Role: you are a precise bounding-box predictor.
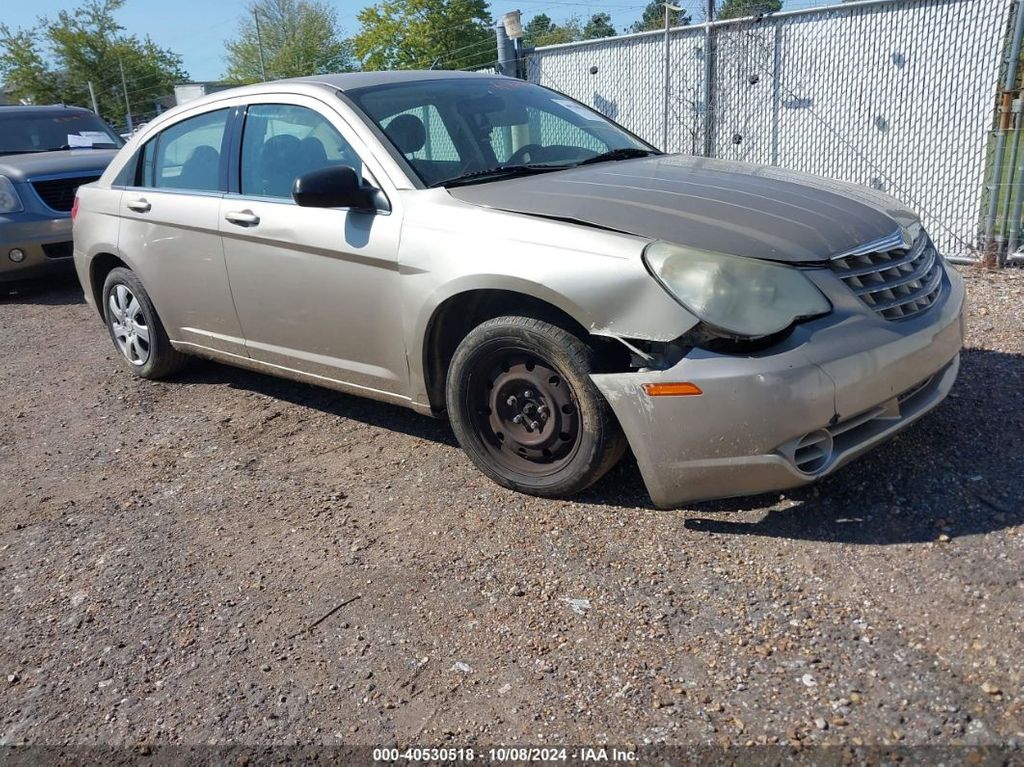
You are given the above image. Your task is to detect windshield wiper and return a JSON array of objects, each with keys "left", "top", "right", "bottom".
[
  {"left": 0, "top": 149, "right": 51, "bottom": 156},
  {"left": 52, "top": 144, "right": 117, "bottom": 150},
  {"left": 574, "top": 147, "right": 658, "bottom": 167},
  {"left": 431, "top": 164, "right": 565, "bottom": 188}
]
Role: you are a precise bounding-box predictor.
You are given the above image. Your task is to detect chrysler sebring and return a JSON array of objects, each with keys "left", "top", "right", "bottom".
[{"left": 72, "top": 72, "right": 963, "bottom": 507}]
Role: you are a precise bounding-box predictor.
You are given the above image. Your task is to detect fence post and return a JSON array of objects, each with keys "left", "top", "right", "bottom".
[
  {"left": 702, "top": 0, "right": 716, "bottom": 157},
  {"left": 983, "top": 0, "right": 1024, "bottom": 263},
  {"left": 770, "top": 23, "right": 781, "bottom": 166}
]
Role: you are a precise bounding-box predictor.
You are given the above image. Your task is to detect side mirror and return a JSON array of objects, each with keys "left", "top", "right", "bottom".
[{"left": 292, "top": 165, "right": 376, "bottom": 210}]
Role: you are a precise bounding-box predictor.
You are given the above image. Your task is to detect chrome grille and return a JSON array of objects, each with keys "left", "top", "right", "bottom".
[{"left": 830, "top": 233, "right": 943, "bottom": 320}]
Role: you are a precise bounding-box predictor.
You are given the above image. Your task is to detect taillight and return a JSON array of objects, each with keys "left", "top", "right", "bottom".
[{"left": 71, "top": 194, "right": 80, "bottom": 222}]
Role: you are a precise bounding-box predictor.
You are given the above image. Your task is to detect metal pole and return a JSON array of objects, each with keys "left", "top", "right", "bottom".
[
  {"left": 1001, "top": 109, "right": 1021, "bottom": 250},
  {"left": 254, "top": 8, "right": 268, "bottom": 81},
  {"left": 495, "top": 22, "right": 515, "bottom": 77},
  {"left": 983, "top": 0, "right": 1024, "bottom": 259},
  {"left": 118, "top": 58, "right": 132, "bottom": 133},
  {"left": 702, "top": 0, "right": 715, "bottom": 157},
  {"left": 663, "top": 3, "right": 670, "bottom": 151},
  {"left": 1006, "top": 110, "right": 1024, "bottom": 257},
  {"left": 770, "top": 23, "right": 781, "bottom": 166},
  {"left": 87, "top": 80, "right": 100, "bottom": 114}
]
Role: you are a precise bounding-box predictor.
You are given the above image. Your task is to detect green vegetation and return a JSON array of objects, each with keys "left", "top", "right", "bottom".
[
  {"left": 353, "top": 0, "right": 493, "bottom": 71},
  {"left": 716, "top": 0, "right": 782, "bottom": 21},
  {"left": 630, "top": 1, "right": 692, "bottom": 33},
  {"left": 224, "top": 0, "right": 355, "bottom": 83},
  {"left": 0, "top": 0, "right": 186, "bottom": 127}
]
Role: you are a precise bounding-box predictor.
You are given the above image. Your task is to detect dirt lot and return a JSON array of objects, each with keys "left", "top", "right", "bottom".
[{"left": 0, "top": 266, "right": 1021, "bottom": 750}]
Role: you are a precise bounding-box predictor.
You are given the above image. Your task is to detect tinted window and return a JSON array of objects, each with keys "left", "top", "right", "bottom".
[
  {"left": 348, "top": 78, "right": 650, "bottom": 186},
  {"left": 0, "top": 110, "right": 123, "bottom": 155},
  {"left": 240, "top": 104, "right": 362, "bottom": 199},
  {"left": 141, "top": 109, "right": 228, "bottom": 192}
]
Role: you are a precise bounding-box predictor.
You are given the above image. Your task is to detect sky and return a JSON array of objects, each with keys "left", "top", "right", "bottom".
[{"left": 3, "top": 0, "right": 819, "bottom": 82}]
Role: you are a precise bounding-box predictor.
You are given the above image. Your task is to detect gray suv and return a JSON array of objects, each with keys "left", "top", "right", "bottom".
[{"left": 0, "top": 105, "right": 121, "bottom": 282}]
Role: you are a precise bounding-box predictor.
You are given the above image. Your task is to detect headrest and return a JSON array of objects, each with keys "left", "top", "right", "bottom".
[{"left": 386, "top": 113, "right": 426, "bottom": 155}]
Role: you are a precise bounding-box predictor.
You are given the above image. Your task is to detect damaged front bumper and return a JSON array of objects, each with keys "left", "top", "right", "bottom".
[{"left": 591, "top": 267, "right": 965, "bottom": 508}]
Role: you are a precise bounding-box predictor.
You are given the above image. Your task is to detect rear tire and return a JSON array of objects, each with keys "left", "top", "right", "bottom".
[
  {"left": 102, "top": 267, "right": 188, "bottom": 379},
  {"left": 446, "top": 315, "right": 626, "bottom": 498}
]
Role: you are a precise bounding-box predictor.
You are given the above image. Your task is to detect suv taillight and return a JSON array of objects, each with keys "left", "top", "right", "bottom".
[{"left": 71, "top": 194, "right": 80, "bottom": 222}]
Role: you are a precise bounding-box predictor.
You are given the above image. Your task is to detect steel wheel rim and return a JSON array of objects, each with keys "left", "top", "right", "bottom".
[
  {"left": 108, "top": 284, "right": 151, "bottom": 366},
  {"left": 467, "top": 347, "right": 582, "bottom": 478}
]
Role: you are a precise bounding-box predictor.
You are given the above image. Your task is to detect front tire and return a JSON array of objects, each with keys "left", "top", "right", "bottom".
[
  {"left": 102, "top": 267, "right": 188, "bottom": 379},
  {"left": 446, "top": 316, "right": 626, "bottom": 498}
]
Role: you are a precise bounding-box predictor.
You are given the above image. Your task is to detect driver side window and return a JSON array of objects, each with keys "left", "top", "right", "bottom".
[{"left": 240, "top": 104, "right": 363, "bottom": 199}]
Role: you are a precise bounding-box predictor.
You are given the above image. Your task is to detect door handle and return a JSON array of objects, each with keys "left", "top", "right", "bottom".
[
  {"left": 126, "top": 198, "right": 151, "bottom": 213},
  {"left": 225, "top": 210, "right": 260, "bottom": 227}
]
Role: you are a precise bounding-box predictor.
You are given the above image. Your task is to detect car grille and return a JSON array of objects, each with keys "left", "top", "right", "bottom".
[
  {"left": 42, "top": 241, "right": 73, "bottom": 259},
  {"left": 30, "top": 175, "right": 100, "bottom": 212},
  {"left": 830, "top": 232, "right": 943, "bottom": 320}
]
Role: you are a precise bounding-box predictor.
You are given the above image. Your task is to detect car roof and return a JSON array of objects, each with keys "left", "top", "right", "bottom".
[
  {"left": 0, "top": 104, "right": 95, "bottom": 116},
  {"left": 280, "top": 70, "right": 501, "bottom": 92}
]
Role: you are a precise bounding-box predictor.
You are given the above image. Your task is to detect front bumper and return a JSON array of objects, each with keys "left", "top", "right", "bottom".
[
  {"left": 591, "top": 266, "right": 965, "bottom": 508},
  {"left": 0, "top": 216, "right": 75, "bottom": 282}
]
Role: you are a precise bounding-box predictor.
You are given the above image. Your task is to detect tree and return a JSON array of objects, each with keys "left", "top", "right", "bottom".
[
  {"left": 0, "top": 0, "right": 187, "bottom": 128},
  {"left": 354, "top": 0, "right": 493, "bottom": 71},
  {"left": 716, "top": 0, "right": 782, "bottom": 20},
  {"left": 630, "top": 2, "right": 692, "bottom": 33},
  {"left": 583, "top": 13, "right": 617, "bottom": 40},
  {"left": 224, "top": 0, "right": 355, "bottom": 83},
  {"left": 522, "top": 13, "right": 583, "bottom": 48}
]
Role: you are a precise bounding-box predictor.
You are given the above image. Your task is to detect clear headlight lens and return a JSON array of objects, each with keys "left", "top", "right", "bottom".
[
  {"left": 644, "top": 241, "right": 831, "bottom": 338},
  {"left": 0, "top": 176, "right": 23, "bottom": 214}
]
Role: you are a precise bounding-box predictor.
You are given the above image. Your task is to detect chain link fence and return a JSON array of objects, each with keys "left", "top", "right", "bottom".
[{"left": 526, "top": 0, "right": 1015, "bottom": 263}]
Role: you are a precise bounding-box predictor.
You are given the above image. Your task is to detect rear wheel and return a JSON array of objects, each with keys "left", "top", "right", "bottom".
[
  {"left": 102, "top": 267, "right": 188, "bottom": 379},
  {"left": 446, "top": 316, "right": 626, "bottom": 498}
]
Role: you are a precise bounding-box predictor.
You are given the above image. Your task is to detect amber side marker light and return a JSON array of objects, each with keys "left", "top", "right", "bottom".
[{"left": 642, "top": 382, "right": 704, "bottom": 397}]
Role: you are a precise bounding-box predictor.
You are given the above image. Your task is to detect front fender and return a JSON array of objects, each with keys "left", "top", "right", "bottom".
[{"left": 398, "top": 192, "right": 699, "bottom": 407}]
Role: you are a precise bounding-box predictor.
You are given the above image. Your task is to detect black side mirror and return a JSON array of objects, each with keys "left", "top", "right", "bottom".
[{"left": 292, "top": 165, "right": 376, "bottom": 210}]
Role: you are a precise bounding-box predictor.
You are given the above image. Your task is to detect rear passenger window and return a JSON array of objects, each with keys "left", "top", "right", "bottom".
[
  {"left": 140, "top": 109, "right": 229, "bottom": 192},
  {"left": 240, "top": 104, "right": 362, "bottom": 199}
]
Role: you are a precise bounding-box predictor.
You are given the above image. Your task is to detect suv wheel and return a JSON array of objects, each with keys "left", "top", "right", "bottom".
[
  {"left": 102, "top": 267, "right": 188, "bottom": 379},
  {"left": 446, "top": 315, "right": 626, "bottom": 498}
]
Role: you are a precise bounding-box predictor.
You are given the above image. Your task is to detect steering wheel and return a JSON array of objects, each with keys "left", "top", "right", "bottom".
[{"left": 506, "top": 143, "right": 546, "bottom": 165}]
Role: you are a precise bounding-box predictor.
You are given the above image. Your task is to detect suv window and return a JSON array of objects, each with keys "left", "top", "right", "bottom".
[
  {"left": 0, "top": 110, "right": 122, "bottom": 156},
  {"left": 140, "top": 109, "right": 229, "bottom": 192},
  {"left": 240, "top": 104, "right": 362, "bottom": 199}
]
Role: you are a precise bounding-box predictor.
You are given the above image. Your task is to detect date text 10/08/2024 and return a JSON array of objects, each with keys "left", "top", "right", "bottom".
[{"left": 372, "top": 747, "right": 639, "bottom": 762}]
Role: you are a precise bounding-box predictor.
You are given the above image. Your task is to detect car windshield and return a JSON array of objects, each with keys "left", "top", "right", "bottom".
[
  {"left": 0, "top": 110, "right": 124, "bottom": 156},
  {"left": 346, "top": 77, "right": 657, "bottom": 187}
]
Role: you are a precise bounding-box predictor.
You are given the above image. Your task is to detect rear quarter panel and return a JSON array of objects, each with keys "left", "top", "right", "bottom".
[{"left": 72, "top": 183, "right": 124, "bottom": 311}]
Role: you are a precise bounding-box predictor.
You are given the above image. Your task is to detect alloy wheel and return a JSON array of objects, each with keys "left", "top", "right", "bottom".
[{"left": 108, "top": 284, "right": 151, "bottom": 366}]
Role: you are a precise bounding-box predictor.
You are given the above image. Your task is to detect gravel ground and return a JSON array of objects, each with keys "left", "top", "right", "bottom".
[{"left": 0, "top": 266, "right": 1021, "bottom": 750}]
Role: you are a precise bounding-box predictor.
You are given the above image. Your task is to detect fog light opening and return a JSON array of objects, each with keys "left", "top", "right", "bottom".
[
  {"left": 8, "top": 248, "right": 26, "bottom": 263},
  {"left": 793, "top": 429, "right": 834, "bottom": 474}
]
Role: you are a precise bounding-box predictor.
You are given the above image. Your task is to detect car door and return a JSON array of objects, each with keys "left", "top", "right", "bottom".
[
  {"left": 117, "top": 104, "right": 246, "bottom": 356},
  {"left": 219, "top": 96, "right": 407, "bottom": 397}
]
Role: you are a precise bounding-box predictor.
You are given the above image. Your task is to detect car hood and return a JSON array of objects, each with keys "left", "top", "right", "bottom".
[
  {"left": 447, "top": 154, "right": 919, "bottom": 263},
  {"left": 0, "top": 149, "right": 119, "bottom": 182}
]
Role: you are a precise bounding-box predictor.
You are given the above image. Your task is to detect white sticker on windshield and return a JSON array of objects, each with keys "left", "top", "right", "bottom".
[
  {"left": 553, "top": 99, "right": 602, "bottom": 121},
  {"left": 67, "top": 131, "right": 111, "bottom": 147}
]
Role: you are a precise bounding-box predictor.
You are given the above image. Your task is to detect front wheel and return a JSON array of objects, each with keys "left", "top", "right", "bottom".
[
  {"left": 446, "top": 316, "right": 626, "bottom": 498},
  {"left": 102, "top": 267, "right": 188, "bottom": 379}
]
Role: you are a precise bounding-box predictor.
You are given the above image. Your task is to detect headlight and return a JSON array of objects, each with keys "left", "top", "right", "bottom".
[
  {"left": 644, "top": 241, "right": 831, "bottom": 338},
  {"left": 0, "top": 176, "right": 23, "bottom": 214}
]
